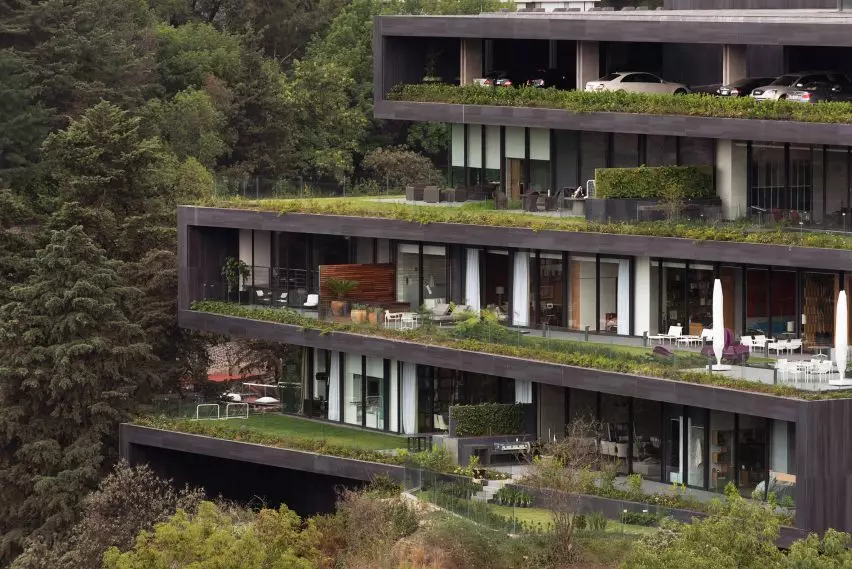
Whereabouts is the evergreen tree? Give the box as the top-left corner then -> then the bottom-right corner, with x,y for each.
0,226 -> 152,563
0,189 -> 36,305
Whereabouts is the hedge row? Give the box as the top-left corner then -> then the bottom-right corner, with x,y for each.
450,403 -> 524,436
200,196 -> 852,251
595,165 -> 714,200
388,83 -> 852,124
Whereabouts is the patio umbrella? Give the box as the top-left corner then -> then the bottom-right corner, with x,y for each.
711,278 -> 730,371
830,290 -> 850,386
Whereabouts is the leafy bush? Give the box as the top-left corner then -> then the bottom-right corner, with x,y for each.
621,510 -> 660,527
451,403 -> 524,436
595,165 -> 714,200
587,511 -> 608,532
389,83 -> 852,125
411,444 -> 454,472
362,145 -> 444,187
492,486 -> 533,507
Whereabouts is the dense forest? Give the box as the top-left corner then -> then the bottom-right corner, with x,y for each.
0,0 -> 501,564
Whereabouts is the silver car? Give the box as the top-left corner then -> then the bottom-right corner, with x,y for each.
750,72 -> 850,101
585,72 -> 689,95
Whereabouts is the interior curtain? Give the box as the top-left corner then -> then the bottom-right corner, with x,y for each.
465,248 -> 481,312
617,259 -> 631,336
327,351 -> 341,421
402,362 -> 417,434
515,379 -> 532,404
513,251 -> 530,327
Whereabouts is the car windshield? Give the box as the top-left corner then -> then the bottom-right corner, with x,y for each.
599,73 -> 620,81
769,75 -> 798,86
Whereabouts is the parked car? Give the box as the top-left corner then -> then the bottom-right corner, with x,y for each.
788,82 -> 852,103
750,72 -> 851,100
524,68 -> 572,89
715,77 -> 777,97
584,72 -> 689,95
473,70 -> 514,87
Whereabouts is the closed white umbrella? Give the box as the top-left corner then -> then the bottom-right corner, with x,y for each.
830,290 -> 850,386
711,278 -> 730,371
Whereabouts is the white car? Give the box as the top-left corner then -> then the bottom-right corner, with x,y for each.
750,72 -> 849,101
584,72 -> 689,95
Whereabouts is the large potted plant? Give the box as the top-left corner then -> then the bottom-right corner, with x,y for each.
221,257 -> 250,302
350,303 -> 368,325
325,277 -> 358,317
368,306 -> 384,327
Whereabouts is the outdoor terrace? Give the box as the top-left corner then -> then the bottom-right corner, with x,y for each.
189,300 -> 852,399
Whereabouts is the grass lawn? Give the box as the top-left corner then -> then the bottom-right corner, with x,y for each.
488,504 -> 658,536
240,414 -> 405,450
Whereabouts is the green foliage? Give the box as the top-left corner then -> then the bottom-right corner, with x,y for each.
365,473 -> 402,497
154,22 -> 243,95
451,403 -> 524,436
220,256 -> 250,294
391,83 -> 852,125
586,511 -> 608,532
492,486 -> 533,507
0,227 -> 152,562
411,444 -> 454,472
595,165 -> 714,201
191,299 -> 852,400
620,510 -> 659,527
324,277 -> 359,299
406,122 -> 450,155
102,501 -> 322,569
361,145 -> 444,187
135,416 -> 406,465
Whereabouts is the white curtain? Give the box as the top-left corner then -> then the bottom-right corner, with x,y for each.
327,351 -> 341,421
515,379 -> 532,404
402,362 -> 417,434
465,249 -> 481,312
512,251 -> 530,327
617,259 -> 631,336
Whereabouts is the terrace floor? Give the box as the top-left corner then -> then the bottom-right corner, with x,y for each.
235,413 -> 405,450
370,196 -> 583,218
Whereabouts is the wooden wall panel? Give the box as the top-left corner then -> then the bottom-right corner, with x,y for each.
319,263 -> 396,303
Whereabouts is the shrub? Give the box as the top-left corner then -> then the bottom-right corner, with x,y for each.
587,511 -> 608,532
621,510 -> 660,527
412,444 -> 454,472
595,165 -> 714,201
361,145 -> 444,188
492,486 -> 533,507
450,403 -> 524,436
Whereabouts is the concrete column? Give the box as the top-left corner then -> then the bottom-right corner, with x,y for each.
460,38 -> 483,85
576,40 -> 599,90
722,44 -> 747,85
716,139 -> 748,220
633,256 -> 653,338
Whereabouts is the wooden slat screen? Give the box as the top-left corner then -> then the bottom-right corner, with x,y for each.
319,264 -> 396,303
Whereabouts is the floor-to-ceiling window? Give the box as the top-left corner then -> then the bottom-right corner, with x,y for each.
664,404 -> 684,484
633,399 -> 662,481
737,414 -> 768,496
568,256 -> 597,330
710,410 -> 736,492
365,356 -> 385,430
660,262 -> 686,332
309,348 -> 330,419
484,249 -> 510,312
396,243 -> 420,309
538,252 -> 564,327
422,245 -> 449,305
686,264 -> 714,336
687,408 -> 707,489
599,257 -> 631,335
601,394 -> 630,474
746,268 -> 770,336
803,271 -> 838,347
772,270 -> 798,337
343,352 -> 363,426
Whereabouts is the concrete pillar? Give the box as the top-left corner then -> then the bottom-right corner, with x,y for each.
633,256 -> 653,338
722,44 -> 747,85
716,140 -> 748,220
576,40 -> 600,90
460,38 -> 483,85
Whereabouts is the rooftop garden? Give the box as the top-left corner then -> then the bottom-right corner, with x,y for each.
389,83 -> 852,125
196,196 -> 852,251
191,300 -> 852,400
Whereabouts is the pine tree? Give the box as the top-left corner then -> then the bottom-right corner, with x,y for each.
0,226 -> 152,563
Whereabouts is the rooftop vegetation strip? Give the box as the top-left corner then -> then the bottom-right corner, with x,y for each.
191,300 -> 852,401
195,197 -> 852,251
388,83 -> 852,124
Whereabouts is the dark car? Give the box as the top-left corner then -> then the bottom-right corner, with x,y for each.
475,70 -> 515,87
715,77 -> 776,97
524,68 -> 572,89
788,82 -> 852,103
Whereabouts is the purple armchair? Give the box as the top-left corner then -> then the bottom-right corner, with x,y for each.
701,328 -> 749,364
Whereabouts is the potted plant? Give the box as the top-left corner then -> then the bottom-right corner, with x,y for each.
368,306 -> 384,326
325,277 -> 358,317
221,257 -> 250,302
350,303 -> 368,324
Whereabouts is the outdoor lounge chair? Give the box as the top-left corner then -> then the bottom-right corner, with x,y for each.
648,326 -> 682,344
303,294 -> 319,309
700,329 -> 750,364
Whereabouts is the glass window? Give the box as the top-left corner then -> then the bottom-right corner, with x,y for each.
768,420 -> 796,504
396,243 -> 419,309
746,268 -> 769,336
772,271 -> 797,337
737,414 -> 768,495
530,160 -> 551,193
803,272 -> 838,347
750,144 -> 785,212
423,245 -> 448,306
599,257 -> 630,334
539,252 -> 564,327
484,249 -> 510,311
568,388 -> 597,423
343,353 -> 363,426
417,365 -> 434,433
601,394 -> 630,474
310,348 -> 329,419
719,266 -> 743,337
710,411 -> 735,492
612,134 -> 639,168
633,399 -> 662,482
687,408 -> 706,488
687,264 -> 714,336
645,135 -> 677,167
568,256 -> 596,330
364,356 -> 385,430
580,132 -> 607,187
661,262 -> 686,332
664,404 -> 684,485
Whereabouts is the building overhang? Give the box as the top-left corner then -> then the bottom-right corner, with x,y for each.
377,11 -> 852,47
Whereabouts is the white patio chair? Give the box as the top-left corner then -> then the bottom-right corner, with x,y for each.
384,312 -> 402,329
753,335 -> 769,351
740,335 -> 756,351
303,293 -> 319,309
786,339 -> 803,354
811,360 -> 834,384
775,358 -> 789,382
401,313 -> 419,330
649,326 -> 682,345
676,334 -> 702,347
767,340 -> 788,355
700,328 -> 714,345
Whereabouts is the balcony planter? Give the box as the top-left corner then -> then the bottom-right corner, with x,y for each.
325,278 -> 359,318
368,307 -> 383,326
351,304 -> 368,325
585,197 -> 722,223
